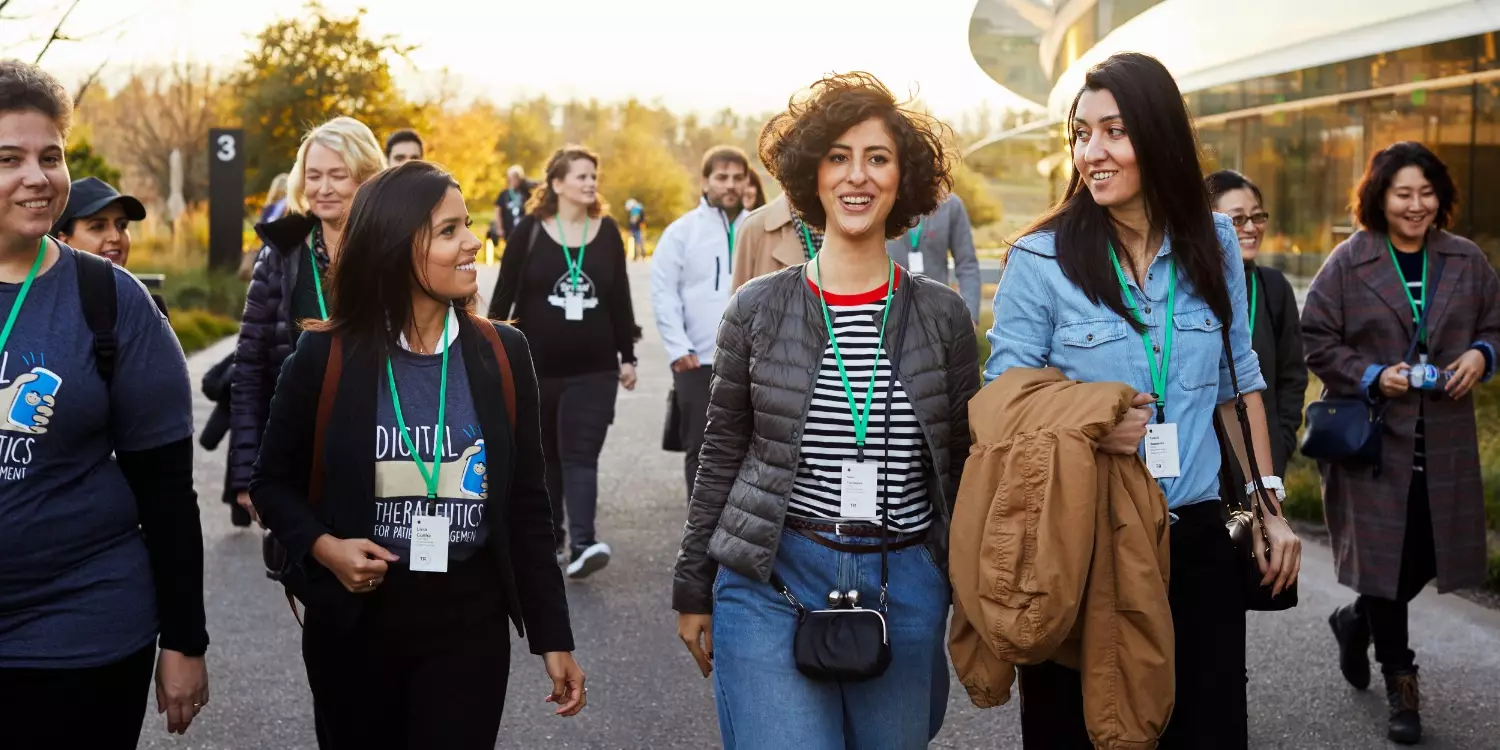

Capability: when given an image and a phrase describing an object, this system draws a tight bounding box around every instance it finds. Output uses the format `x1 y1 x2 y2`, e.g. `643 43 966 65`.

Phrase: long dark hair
307 160 476 354
1021 52 1229 331
744 169 768 211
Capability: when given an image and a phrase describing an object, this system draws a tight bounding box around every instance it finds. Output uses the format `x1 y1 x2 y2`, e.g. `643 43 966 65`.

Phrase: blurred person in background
487 146 640 580
260 172 290 224
495 165 535 243
49 177 167 315
231 116 385 526
1204 170 1305 476
886 194 980 322
626 198 647 260
252 161 585 748
743 169 767 212
0 59 209 746
730 191 822 291
651 146 749 499
1303 142 1500 745
384 128 424 166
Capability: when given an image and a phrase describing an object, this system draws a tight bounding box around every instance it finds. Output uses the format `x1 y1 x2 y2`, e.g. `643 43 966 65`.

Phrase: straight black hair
1204 169 1262 207
1020 52 1229 331
1352 141 1456 233
307 160 474 355
384 128 424 158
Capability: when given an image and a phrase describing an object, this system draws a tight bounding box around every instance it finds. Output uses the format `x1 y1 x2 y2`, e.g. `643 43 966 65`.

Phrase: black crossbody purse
767 283 911 682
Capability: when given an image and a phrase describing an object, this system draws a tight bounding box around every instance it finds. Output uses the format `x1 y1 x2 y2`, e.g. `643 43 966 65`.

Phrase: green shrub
170 309 239 355
1283 455 1324 523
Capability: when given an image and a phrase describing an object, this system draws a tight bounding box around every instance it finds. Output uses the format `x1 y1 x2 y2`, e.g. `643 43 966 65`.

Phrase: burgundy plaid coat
1302 229 1500 599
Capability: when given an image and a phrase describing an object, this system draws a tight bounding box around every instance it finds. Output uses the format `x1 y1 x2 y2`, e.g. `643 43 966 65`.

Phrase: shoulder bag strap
470 315 518 433
1219 327 1276 527
507 221 543 321
876 270 915 610
308 336 343 507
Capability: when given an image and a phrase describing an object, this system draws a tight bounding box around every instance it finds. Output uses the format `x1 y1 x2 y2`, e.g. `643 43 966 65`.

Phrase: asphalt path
142 261 1500 749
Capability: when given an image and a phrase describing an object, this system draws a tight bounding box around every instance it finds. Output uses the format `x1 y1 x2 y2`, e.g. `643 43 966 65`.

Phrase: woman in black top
252 161 585 749
488 145 641 579
0 60 208 746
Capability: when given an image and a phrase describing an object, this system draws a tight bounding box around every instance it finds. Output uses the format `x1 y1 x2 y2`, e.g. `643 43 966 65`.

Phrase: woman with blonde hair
231 116 385 524
488 145 641 579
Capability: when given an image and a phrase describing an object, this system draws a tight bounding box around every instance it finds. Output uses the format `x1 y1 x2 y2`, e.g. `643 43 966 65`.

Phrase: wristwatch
1247 475 1286 503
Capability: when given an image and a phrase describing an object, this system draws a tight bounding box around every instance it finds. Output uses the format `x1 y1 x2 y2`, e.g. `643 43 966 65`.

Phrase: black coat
230 213 319 493
249 315 575 653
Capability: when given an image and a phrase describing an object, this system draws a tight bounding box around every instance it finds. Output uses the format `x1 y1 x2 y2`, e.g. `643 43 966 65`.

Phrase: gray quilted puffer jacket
672 265 981 614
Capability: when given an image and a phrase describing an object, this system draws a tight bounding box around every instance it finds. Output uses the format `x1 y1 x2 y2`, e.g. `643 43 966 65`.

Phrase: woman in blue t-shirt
983 52 1301 748
252 160 586 747
0 61 209 745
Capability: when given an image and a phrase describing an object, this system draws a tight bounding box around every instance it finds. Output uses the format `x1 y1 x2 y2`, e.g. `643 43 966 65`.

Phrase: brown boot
1384 668 1422 745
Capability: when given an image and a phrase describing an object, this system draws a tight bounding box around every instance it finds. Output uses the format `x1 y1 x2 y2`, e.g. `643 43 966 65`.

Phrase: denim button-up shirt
984 213 1265 510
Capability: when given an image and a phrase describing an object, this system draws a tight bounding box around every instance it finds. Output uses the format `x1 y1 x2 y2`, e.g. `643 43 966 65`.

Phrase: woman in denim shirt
983 52 1302 749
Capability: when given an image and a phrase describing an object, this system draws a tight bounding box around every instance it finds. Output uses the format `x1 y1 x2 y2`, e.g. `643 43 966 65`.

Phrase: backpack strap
287 335 343 626
469 315 517 432
74 250 118 385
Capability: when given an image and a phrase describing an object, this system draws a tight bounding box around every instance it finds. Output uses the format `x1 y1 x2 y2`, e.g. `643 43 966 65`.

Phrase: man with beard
650 146 749 498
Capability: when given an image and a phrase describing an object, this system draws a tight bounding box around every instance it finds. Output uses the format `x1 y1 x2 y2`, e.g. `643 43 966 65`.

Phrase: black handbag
662 388 684 452
1299 252 1446 468
766 281 911 682
1221 327 1299 612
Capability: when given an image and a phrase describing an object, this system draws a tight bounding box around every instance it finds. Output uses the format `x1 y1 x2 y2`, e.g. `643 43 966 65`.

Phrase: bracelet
1247 475 1286 503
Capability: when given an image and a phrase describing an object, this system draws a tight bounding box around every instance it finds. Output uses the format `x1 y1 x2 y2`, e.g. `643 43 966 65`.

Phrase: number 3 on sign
216 134 236 162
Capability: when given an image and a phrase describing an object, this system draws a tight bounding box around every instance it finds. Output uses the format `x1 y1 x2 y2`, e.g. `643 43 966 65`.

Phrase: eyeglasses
1229 212 1270 228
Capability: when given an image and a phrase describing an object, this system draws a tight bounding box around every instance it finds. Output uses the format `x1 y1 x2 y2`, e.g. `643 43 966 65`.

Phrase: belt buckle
834 522 855 537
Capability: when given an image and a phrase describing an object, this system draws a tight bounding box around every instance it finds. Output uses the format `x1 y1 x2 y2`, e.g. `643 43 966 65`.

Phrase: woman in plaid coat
1302 141 1500 745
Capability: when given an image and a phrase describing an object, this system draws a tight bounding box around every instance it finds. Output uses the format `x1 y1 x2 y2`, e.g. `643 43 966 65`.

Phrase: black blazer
249 314 574 654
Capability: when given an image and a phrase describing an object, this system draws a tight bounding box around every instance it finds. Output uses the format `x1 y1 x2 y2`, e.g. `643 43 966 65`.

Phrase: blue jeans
712 528 951 749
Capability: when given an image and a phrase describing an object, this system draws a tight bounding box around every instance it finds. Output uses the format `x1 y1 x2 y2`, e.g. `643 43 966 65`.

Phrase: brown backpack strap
287 335 343 627
470 315 517 432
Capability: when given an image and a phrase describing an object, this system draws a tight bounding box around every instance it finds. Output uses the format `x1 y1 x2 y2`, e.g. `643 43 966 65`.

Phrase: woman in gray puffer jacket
672 72 980 749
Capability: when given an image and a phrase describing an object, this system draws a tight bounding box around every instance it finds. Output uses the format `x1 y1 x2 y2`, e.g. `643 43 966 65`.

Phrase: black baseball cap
51 177 147 235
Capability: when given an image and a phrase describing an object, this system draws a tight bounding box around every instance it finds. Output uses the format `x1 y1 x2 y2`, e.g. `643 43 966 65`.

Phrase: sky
1 0 1038 120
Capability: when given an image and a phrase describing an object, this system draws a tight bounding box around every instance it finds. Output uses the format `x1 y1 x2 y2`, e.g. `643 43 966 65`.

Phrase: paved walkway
145 262 1500 749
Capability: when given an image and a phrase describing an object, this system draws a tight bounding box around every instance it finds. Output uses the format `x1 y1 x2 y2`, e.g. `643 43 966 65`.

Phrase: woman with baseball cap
51 176 146 267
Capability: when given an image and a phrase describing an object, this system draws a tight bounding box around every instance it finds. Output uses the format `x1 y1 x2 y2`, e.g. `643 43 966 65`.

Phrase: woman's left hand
1443 348 1487 400
543 651 587 717
1251 493 1302 597
155 649 209 735
619 363 638 391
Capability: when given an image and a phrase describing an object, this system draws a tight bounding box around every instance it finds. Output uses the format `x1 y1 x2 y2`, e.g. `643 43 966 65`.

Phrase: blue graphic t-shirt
372 329 490 563
0 245 193 668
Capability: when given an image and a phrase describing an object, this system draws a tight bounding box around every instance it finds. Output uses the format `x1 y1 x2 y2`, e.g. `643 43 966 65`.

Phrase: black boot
1384 668 1422 745
1329 603 1371 690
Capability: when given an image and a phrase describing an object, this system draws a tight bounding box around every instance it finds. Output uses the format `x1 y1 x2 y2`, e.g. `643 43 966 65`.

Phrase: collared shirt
984 213 1265 510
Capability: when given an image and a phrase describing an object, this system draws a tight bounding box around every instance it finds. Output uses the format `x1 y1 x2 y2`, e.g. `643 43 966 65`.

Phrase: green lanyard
1247 270 1258 339
799 224 818 261
908 220 924 251
385 309 451 500
1108 246 1176 422
813 254 895 459
1386 239 1428 344
306 228 328 320
557 217 590 293
723 211 736 268
0 238 48 357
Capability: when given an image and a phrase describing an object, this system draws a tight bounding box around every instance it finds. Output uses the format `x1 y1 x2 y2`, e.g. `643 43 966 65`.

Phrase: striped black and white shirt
789 271 932 532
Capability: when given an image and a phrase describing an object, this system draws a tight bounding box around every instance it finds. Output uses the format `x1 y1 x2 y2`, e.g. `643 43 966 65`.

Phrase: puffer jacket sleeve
944 292 981 511
229 246 283 492
672 287 755 614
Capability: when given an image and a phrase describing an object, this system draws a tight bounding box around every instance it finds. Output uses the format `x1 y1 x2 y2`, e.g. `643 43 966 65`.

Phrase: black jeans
1018 501 1248 749
539 370 618 553
1356 471 1436 673
673 365 713 499
0 643 155 749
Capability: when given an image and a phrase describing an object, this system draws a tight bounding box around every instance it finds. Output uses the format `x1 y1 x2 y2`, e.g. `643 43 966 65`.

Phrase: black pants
673 365 714 499
1018 501 1248 749
538 371 618 553
1356 471 1436 673
0 643 155 749
302 602 510 749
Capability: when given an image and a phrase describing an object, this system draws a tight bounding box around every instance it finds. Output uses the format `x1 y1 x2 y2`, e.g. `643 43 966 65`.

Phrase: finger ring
192 702 202 708
367 579 376 588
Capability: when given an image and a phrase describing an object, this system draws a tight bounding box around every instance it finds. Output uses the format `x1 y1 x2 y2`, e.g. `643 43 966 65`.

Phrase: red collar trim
805 266 903 305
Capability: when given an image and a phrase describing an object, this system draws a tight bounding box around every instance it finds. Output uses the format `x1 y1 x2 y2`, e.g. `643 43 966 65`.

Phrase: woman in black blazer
251 160 586 749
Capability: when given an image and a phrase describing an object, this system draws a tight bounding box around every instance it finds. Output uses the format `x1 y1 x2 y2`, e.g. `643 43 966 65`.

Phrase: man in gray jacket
651 146 749 498
887 194 981 322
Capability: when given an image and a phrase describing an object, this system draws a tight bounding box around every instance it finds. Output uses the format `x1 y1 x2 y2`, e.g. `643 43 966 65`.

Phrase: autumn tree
230 2 421 194
80 65 221 206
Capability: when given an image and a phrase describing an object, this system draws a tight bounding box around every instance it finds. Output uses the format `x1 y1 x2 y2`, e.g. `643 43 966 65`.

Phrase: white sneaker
566 542 612 579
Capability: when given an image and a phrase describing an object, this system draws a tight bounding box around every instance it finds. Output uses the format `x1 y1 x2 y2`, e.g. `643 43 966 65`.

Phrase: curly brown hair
525 145 610 220
0 59 72 137
759 72 951 239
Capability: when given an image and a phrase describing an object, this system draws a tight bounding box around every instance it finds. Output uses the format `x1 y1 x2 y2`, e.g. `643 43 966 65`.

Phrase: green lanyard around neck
1247 269 1259 339
721 208 736 268
556 216 590 293
813 254 895 460
385 308 451 500
909 220 924 251
0 237 49 357
799 224 818 261
1385 238 1428 344
306 228 329 320
1108 245 1176 423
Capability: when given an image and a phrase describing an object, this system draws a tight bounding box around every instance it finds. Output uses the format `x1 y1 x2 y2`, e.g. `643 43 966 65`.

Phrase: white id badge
564 293 585 321
410 514 450 573
839 460 880 519
1144 423 1182 479
908 251 925 275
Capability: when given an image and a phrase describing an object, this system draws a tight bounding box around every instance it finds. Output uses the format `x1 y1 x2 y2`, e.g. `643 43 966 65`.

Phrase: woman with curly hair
672 72 980 747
